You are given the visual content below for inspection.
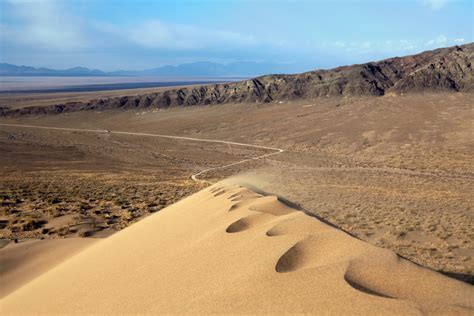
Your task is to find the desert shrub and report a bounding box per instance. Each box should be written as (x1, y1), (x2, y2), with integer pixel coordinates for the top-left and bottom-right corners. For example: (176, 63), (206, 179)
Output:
(50, 197), (61, 204)
(21, 219), (45, 231)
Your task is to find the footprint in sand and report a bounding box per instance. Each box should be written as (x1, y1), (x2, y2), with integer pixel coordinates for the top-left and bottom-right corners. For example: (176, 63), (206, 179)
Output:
(226, 213), (276, 233)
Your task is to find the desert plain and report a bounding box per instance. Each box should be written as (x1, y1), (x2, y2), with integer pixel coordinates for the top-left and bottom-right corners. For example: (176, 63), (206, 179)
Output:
(0, 90), (473, 285)
(1, 43), (474, 314)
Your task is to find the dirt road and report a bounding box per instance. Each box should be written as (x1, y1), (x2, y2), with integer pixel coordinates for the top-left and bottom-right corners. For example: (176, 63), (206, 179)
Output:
(0, 123), (284, 183)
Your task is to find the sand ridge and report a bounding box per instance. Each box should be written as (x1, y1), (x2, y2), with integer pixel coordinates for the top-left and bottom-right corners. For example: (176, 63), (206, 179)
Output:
(0, 238), (97, 299)
(1, 184), (472, 314)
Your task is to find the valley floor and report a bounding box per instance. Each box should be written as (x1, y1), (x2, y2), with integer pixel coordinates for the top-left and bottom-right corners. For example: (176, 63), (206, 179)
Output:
(0, 92), (473, 283)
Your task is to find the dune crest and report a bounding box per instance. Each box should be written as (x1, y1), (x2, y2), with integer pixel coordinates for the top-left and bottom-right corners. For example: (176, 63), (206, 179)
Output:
(2, 185), (473, 314)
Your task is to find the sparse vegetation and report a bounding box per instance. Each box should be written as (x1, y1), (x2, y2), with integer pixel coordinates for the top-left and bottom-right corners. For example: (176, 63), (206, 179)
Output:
(0, 92), (472, 284)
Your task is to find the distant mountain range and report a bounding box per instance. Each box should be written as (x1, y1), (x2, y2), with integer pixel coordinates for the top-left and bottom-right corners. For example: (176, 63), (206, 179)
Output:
(0, 61), (301, 77)
(3, 43), (472, 117)
(0, 64), (107, 77)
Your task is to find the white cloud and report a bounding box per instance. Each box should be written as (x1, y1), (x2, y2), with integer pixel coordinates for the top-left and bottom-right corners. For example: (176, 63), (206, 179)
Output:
(319, 35), (466, 57)
(397, 40), (414, 50)
(1, 0), (257, 53)
(422, 0), (450, 10)
(425, 35), (449, 47)
(323, 39), (419, 54)
(1, 0), (88, 50)
(435, 35), (448, 44)
(122, 20), (256, 50)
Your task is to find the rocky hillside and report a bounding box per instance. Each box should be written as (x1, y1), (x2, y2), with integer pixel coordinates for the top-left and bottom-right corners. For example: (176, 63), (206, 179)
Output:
(2, 43), (472, 116)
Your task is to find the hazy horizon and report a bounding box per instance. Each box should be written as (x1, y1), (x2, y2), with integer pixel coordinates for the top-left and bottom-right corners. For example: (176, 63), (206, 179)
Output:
(2, 42), (472, 74)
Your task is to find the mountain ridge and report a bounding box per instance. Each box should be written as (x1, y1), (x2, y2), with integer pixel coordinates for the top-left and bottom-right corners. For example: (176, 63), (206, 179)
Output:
(1, 43), (472, 117)
(0, 61), (301, 77)
(0, 63), (107, 77)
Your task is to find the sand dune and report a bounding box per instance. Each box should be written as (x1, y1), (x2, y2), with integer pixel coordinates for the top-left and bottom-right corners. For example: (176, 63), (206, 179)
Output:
(1, 184), (473, 314)
(0, 238), (97, 299)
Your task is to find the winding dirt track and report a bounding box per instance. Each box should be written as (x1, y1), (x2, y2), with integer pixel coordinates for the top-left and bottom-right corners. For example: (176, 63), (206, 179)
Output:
(0, 123), (284, 184)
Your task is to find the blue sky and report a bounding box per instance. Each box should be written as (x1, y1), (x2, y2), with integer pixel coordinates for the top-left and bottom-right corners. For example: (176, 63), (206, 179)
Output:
(0, 0), (472, 71)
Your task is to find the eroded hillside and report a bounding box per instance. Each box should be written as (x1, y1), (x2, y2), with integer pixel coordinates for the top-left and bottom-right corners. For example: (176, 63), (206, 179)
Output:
(2, 43), (472, 117)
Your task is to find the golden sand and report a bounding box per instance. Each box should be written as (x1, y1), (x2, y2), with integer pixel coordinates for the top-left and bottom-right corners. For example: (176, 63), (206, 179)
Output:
(1, 185), (473, 314)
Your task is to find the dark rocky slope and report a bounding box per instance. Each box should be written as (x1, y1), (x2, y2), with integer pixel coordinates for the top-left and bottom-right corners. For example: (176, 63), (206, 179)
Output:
(2, 43), (472, 117)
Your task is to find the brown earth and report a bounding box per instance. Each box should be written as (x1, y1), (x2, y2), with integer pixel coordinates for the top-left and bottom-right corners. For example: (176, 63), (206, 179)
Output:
(0, 127), (267, 243)
(0, 92), (472, 284)
(0, 82), (226, 110)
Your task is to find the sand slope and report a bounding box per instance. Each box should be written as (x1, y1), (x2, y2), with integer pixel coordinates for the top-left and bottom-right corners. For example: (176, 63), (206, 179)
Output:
(1, 185), (473, 314)
(0, 238), (97, 299)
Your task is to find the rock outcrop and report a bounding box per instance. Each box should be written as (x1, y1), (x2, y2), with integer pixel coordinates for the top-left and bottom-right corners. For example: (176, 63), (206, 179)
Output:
(2, 43), (472, 117)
